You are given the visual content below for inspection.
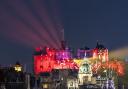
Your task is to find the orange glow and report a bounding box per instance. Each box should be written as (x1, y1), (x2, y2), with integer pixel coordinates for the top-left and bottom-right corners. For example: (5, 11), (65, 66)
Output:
(92, 60), (125, 76)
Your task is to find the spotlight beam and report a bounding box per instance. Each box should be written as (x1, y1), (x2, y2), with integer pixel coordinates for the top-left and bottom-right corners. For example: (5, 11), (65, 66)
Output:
(8, 0), (57, 48)
(49, 0), (64, 41)
(24, 0), (59, 48)
(32, 0), (61, 46)
(3, 0), (58, 48)
(0, 11), (46, 47)
(0, 0), (64, 48)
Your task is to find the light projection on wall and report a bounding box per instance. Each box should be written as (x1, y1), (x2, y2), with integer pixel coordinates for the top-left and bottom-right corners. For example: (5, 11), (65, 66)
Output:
(34, 47), (78, 75)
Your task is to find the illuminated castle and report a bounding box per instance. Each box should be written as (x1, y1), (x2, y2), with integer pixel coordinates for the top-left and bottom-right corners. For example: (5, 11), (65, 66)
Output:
(34, 41), (78, 75)
(34, 42), (108, 75)
(77, 43), (108, 62)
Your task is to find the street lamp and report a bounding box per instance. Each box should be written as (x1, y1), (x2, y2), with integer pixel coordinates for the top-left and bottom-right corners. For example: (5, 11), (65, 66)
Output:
(14, 66), (22, 72)
(97, 75), (102, 87)
(103, 70), (107, 79)
(14, 62), (22, 82)
(14, 62), (22, 72)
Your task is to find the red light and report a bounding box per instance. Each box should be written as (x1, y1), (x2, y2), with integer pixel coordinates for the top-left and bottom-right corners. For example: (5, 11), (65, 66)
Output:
(35, 47), (41, 51)
(34, 48), (78, 75)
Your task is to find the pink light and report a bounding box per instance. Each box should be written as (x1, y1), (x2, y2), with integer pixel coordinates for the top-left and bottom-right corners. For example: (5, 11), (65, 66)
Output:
(35, 47), (41, 52)
(1, 0), (63, 49)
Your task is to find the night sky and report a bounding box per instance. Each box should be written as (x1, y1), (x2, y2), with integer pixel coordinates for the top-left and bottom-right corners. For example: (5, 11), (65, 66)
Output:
(0, 0), (128, 72)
